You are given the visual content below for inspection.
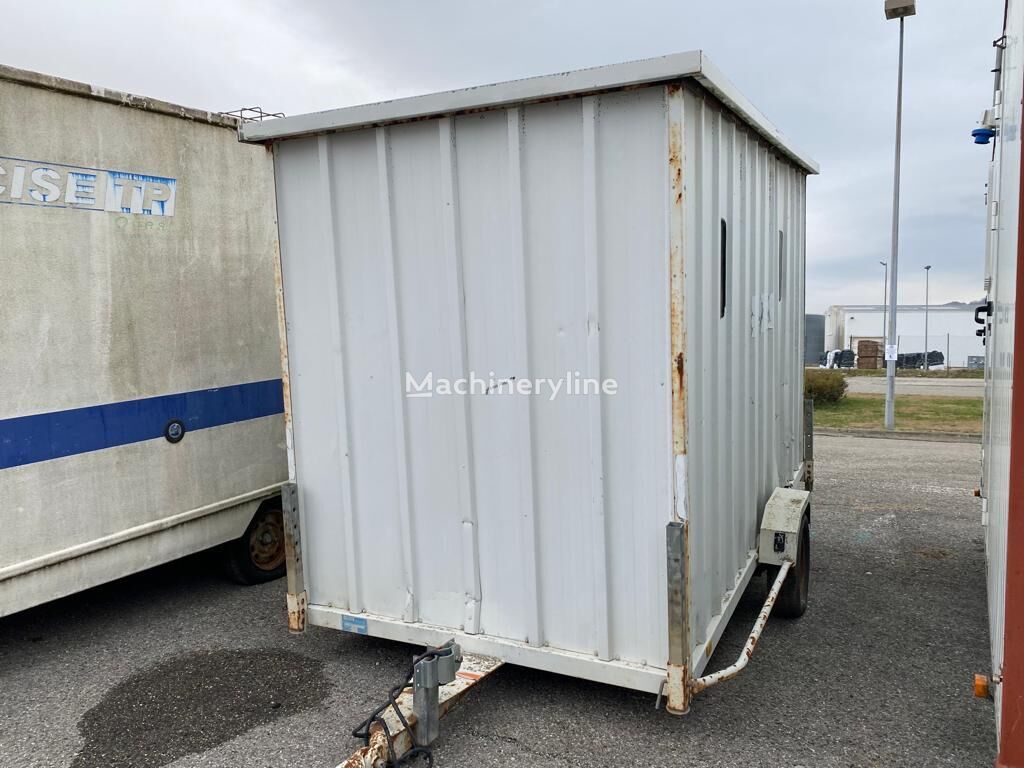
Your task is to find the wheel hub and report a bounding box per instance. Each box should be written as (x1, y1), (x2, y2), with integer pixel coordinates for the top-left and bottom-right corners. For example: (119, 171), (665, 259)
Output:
(249, 510), (285, 572)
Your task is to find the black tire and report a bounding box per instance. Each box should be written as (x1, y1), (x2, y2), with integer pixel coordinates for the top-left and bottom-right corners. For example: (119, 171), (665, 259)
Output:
(226, 498), (286, 585)
(767, 513), (810, 619)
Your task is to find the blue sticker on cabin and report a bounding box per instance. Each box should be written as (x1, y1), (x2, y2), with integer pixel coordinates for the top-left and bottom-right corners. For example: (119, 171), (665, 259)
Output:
(342, 615), (368, 635)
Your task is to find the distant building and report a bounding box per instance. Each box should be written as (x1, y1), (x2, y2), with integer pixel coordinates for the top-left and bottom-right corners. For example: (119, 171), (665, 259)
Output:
(823, 302), (985, 368)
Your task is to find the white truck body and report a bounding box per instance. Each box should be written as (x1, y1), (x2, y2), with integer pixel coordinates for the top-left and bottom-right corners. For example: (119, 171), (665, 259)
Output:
(0, 67), (287, 616)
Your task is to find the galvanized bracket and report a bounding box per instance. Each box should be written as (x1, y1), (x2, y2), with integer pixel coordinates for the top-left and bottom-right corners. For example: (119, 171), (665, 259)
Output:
(664, 521), (691, 715)
(281, 482), (307, 633)
(412, 640), (463, 747)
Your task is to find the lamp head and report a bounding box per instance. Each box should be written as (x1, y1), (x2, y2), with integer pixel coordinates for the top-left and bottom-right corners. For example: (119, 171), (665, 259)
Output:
(884, 0), (916, 20)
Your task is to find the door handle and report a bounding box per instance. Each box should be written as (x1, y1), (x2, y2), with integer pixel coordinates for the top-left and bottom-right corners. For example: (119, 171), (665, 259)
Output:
(975, 301), (993, 325)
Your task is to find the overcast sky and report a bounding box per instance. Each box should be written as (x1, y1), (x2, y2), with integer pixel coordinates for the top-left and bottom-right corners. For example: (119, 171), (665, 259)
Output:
(2, 0), (1004, 313)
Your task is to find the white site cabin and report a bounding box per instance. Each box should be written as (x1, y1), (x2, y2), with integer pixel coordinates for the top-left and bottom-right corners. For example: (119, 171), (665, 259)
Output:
(243, 51), (817, 722)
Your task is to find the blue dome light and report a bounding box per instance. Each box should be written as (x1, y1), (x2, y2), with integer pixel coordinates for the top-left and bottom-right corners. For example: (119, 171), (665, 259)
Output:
(973, 127), (997, 145)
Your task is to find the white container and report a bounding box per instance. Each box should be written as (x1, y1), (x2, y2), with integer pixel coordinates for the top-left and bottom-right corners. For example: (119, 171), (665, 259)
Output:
(0, 66), (287, 616)
(246, 52), (817, 694)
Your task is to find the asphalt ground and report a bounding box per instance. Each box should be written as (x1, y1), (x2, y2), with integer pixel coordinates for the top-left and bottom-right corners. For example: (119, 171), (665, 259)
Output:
(0, 435), (995, 767)
(845, 376), (984, 398)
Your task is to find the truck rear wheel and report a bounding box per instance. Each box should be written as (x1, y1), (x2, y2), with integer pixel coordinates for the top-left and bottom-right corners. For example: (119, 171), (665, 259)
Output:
(768, 513), (810, 619)
(227, 498), (286, 585)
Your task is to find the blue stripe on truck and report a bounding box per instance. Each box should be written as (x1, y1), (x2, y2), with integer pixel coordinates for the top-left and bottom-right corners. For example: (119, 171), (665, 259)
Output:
(0, 379), (284, 470)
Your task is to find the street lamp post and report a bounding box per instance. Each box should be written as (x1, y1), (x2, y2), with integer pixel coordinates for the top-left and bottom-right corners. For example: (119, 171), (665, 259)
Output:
(923, 265), (931, 369)
(880, 261), (888, 366)
(884, 0), (916, 430)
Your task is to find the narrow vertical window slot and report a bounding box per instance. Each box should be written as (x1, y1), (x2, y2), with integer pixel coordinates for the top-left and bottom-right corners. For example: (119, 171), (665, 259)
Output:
(720, 219), (728, 318)
(778, 230), (785, 301)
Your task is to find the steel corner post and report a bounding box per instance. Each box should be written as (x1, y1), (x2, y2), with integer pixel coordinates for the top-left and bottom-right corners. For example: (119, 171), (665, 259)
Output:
(281, 482), (307, 633)
(665, 521), (691, 714)
(665, 78), (691, 717)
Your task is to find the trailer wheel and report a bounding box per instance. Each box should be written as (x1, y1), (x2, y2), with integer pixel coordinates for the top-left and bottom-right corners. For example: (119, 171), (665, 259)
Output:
(227, 498), (286, 585)
(769, 513), (810, 619)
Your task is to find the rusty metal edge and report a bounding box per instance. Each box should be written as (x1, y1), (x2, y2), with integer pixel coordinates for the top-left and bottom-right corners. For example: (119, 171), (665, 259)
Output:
(690, 559), (792, 695)
(269, 157), (297, 483)
(665, 81), (693, 716)
(281, 482), (306, 633)
(337, 653), (503, 768)
(668, 82), (688, 461)
(269, 144), (306, 634)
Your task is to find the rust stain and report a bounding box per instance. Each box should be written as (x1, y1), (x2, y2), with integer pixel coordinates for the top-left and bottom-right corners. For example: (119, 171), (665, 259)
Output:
(339, 712), (417, 768)
(283, 500), (306, 633)
(665, 662), (689, 714)
(271, 238), (294, 437)
(690, 562), (790, 695)
(339, 726), (390, 768)
(287, 606), (305, 633)
(668, 83), (687, 458)
(285, 589), (307, 633)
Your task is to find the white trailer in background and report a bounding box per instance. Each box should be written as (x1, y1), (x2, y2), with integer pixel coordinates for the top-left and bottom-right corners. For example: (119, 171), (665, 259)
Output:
(0, 67), (288, 617)
(243, 52), (817, 762)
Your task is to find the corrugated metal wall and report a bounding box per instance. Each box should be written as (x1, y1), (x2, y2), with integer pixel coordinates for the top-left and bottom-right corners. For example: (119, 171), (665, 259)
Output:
(276, 86), (673, 669)
(680, 86), (807, 669)
(273, 79), (808, 686)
